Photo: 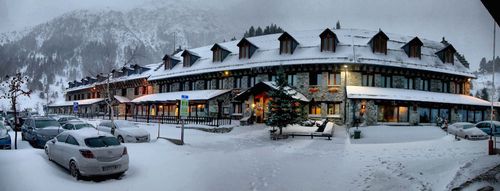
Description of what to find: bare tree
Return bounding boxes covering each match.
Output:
[1,73,32,149]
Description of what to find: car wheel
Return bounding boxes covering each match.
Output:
[21,133,26,141]
[113,172,125,179]
[118,136,124,143]
[464,135,469,140]
[70,160,81,180]
[44,146,52,161]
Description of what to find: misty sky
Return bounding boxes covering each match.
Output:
[1,0,499,71]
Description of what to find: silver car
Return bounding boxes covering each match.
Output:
[448,122,488,140]
[97,120,150,143]
[44,128,129,180]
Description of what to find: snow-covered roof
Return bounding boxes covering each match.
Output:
[262,81,309,102]
[114,95,131,103]
[66,63,161,92]
[65,128,113,142]
[48,98,105,107]
[149,28,474,81]
[346,86,492,107]
[131,89,232,103]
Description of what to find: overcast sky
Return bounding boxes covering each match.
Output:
[0,0,498,70]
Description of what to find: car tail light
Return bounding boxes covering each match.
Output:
[122,147,128,156]
[79,149,95,158]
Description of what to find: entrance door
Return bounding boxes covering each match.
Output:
[253,92,269,123]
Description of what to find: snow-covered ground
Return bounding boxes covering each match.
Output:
[0,121,499,191]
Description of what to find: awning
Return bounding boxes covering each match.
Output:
[48,98,105,107]
[234,81,309,102]
[114,95,131,103]
[131,89,232,103]
[346,86,493,107]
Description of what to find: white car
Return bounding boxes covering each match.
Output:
[44,128,129,180]
[96,120,150,143]
[447,122,488,140]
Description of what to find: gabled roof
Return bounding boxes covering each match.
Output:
[234,81,309,102]
[237,38,258,48]
[181,49,201,58]
[162,54,181,61]
[210,43,231,52]
[319,28,339,42]
[404,37,423,47]
[436,44,457,54]
[368,30,389,43]
[278,32,299,44]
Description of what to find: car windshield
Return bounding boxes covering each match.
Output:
[65,117,78,121]
[85,136,120,147]
[73,123,94,129]
[462,124,474,129]
[35,120,60,128]
[115,121,136,128]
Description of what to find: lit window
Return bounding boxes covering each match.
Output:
[327,72,341,86]
[309,102,321,115]
[327,103,340,115]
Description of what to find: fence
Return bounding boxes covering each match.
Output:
[72,113,231,127]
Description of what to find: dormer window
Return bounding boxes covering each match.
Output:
[211,43,231,62]
[181,50,200,67]
[435,44,456,64]
[278,32,299,54]
[319,28,339,52]
[402,37,423,59]
[162,54,180,70]
[369,30,389,54]
[237,38,258,59]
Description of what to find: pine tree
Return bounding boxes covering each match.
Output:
[266,66,302,135]
[336,20,341,29]
[256,27,263,36]
[248,26,255,37]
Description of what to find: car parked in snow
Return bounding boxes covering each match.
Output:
[96,120,150,143]
[56,116,81,126]
[447,122,488,140]
[0,122,11,149]
[62,121,95,131]
[21,117,64,148]
[44,128,129,180]
[474,121,500,136]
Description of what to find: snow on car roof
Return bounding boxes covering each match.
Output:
[65,128,113,141]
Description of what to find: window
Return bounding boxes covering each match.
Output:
[218,79,225,89]
[280,40,292,54]
[142,86,147,94]
[239,46,250,59]
[66,135,79,146]
[188,81,194,91]
[383,75,392,88]
[373,37,387,54]
[234,77,242,89]
[56,134,68,142]
[183,56,191,67]
[269,74,277,82]
[418,107,431,123]
[442,81,450,93]
[309,102,321,115]
[96,92,100,98]
[444,50,454,63]
[327,103,340,115]
[205,80,212,90]
[409,45,421,58]
[213,49,223,62]
[233,103,242,114]
[179,82,184,91]
[362,74,375,87]
[287,74,297,86]
[247,76,256,87]
[164,59,171,70]
[87,93,91,99]
[327,72,341,86]
[134,87,139,95]
[377,105,408,122]
[408,78,415,89]
[309,72,321,86]
[420,79,430,91]
[121,89,127,96]
[321,35,336,52]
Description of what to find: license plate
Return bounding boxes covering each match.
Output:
[102,165,120,171]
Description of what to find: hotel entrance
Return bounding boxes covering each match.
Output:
[253,92,269,123]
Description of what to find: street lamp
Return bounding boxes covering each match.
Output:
[343,65,348,125]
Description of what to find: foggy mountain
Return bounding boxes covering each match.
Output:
[0,1,241,93]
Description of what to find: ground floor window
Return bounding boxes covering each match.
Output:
[377,104,408,122]
[309,102,321,115]
[327,102,340,115]
[233,103,242,114]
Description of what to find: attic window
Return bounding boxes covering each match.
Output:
[280,40,292,54]
[373,36,387,54]
[319,29,338,52]
[409,45,420,58]
[239,45,250,59]
[164,59,171,70]
[213,49,223,62]
[444,50,454,63]
[183,56,190,67]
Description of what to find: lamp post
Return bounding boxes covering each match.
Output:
[489,21,497,155]
[343,65,348,125]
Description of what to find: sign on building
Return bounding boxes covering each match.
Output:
[180,95,189,118]
[73,102,78,113]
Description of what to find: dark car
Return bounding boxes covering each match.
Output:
[21,117,64,148]
[0,122,11,149]
[475,121,500,136]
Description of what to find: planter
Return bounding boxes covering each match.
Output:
[308,87,320,93]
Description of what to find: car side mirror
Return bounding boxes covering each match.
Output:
[51,139,56,144]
